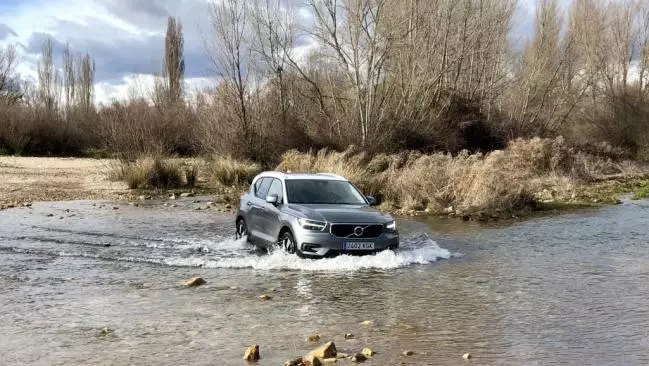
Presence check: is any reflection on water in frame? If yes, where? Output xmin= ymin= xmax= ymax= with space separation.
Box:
xmin=1 ymin=200 xmax=649 ymax=365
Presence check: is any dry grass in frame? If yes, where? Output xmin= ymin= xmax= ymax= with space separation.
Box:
xmin=206 ymin=155 xmax=261 ymax=186
xmin=184 ymin=163 xmax=199 ymax=187
xmin=146 ymin=159 xmax=183 ymax=189
xmin=276 ymin=138 xmax=644 ymax=217
xmin=108 ymin=156 xmax=185 ymax=189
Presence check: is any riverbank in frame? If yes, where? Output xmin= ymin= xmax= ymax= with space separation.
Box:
xmin=0 ymin=156 xmax=239 ymax=213
xmin=276 ymin=138 xmax=649 ymax=221
xmin=1 ymin=144 xmax=648 ymax=221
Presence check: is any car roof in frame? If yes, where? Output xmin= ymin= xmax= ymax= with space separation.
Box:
xmin=254 ymin=171 xmax=348 ymax=181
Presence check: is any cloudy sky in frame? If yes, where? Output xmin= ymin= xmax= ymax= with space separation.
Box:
xmin=0 ymin=0 xmax=538 ymax=105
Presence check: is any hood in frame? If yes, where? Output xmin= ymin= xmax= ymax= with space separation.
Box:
xmin=286 ymin=204 xmax=393 ymax=224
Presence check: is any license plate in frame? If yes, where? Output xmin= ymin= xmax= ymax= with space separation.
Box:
xmin=344 ymin=242 xmax=375 ymax=250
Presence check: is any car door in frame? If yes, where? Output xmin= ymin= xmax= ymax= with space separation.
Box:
xmin=247 ymin=177 xmax=272 ymax=242
xmin=257 ymin=178 xmax=285 ymax=245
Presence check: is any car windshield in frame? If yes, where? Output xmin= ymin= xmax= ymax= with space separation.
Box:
xmin=285 ymin=179 xmax=367 ymax=205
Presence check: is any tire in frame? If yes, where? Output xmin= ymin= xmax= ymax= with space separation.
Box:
xmin=235 ymin=218 xmax=249 ymax=242
xmin=279 ymin=231 xmax=298 ymax=255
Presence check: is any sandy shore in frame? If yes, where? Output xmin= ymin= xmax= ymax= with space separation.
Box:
xmin=0 ymin=157 xmax=129 ymax=207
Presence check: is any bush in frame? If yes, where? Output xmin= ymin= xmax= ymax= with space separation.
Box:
xmin=108 ymin=156 xmax=184 ymax=189
xmin=146 ymin=159 xmax=183 ymax=189
xmin=275 ymin=138 xmax=642 ymax=216
xmin=207 ymin=155 xmax=261 ymax=186
xmin=184 ymin=163 xmax=199 ymax=187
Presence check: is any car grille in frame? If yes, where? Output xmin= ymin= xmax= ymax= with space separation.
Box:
xmin=330 ymin=224 xmax=383 ymax=238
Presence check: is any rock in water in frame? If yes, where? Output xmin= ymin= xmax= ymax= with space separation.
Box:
xmin=183 ymin=277 xmax=206 ymax=287
xmin=302 ymin=354 xmax=323 ymax=366
xmin=463 ymin=353 xmax=472 ymax=360
xmin=100 ymin=327 xmax=114 ymax=335
xmin=243 ymin=344 xmax=260 ymax=361
xmin=403 ymin=350 xmax=414 ymax=356
xmin=360 ymin=320 xmax=373 ymax=326
xmin=309 ymin=341 xmax=337 ymax=359
xmin=306 ymin=334 xmax=321 ymax=343
xmin=344 ymin=333 xmax=354 ymax=339
xmin=284 ymin=357 xmax=302 ymax=366
xmin=361 ymin=348 xmax=375 ymax=357
xmin=258 ymin=294 xmax=272 ymax=301
xmin=350 ymin=353 xmax=367 ymax=363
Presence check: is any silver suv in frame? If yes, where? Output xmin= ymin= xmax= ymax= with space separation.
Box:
xmin=235 ymin=171 xmax=399 ymax=258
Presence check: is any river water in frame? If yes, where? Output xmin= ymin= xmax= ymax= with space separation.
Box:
xmin=0 ymin=198 xmax=648 ymax=365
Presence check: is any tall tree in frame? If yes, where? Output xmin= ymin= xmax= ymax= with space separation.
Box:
xmin=38 ymin=39 xmax=59 ymax=114
xmin=208 ymin=0 xmax=253 ymax=156
xmin=62 ymin=42 xmax=76 ymax=117
xmin=164 ymin=16 xmax=185 ymax=105
xmin=76 ymin=53 xmax=95 ymax=113
xmin=252 ymin=0 xmax=295 ymax=128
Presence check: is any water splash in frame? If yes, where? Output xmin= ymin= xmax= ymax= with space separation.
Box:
xmin=164 ymin=233 xmax=453 ymax=272
xmin=2 ymin=231 xmax=455 ymax=272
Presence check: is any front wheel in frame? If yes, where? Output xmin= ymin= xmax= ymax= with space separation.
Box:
xmin=279 ymin=231 xmax=297 ymax=255
xmin=235 ymin=218 xmax=249 ymax=242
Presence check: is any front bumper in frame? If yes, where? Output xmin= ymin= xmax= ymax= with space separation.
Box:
xmin=294 ymin=229 xmax=399 ymax=258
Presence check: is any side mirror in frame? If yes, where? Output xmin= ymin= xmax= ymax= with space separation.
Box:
xmin=266 ymin=194 xmax=279 ymax=205
xmin=365 ymin=196 xmax=377 ymax=206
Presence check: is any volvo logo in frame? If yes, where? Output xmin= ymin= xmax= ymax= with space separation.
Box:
xmin=353 ymin=226 xmax=365 ymax=236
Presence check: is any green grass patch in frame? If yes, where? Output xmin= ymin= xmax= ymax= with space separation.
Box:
xmin=633 ymin=185 xmax=649 ymax=200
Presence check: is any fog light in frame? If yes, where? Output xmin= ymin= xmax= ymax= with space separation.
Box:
xmin=301 ymin=243 xmax=321 ymax=253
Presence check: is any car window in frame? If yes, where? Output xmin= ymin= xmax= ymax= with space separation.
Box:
xmin=255 ymin=178 xmax=272 ymax=199
xmin=267 ymin=178 xmax=284 ymax=203
xmin=285 ymin=179 xmax=367 ymax=205
xmin=253 ymin=178 xmax=263 ymax=194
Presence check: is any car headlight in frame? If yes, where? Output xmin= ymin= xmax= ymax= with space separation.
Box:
xmin=385 ymin=220 xmax=396 ymax=232
xmin=298 ymin=218 xmax=327 ymax=231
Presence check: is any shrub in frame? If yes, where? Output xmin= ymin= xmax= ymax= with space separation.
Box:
xmin=125 ymin=164 xmax=149 ymax=189
xmin=208 ymin=155 xmax=261 ymax=186
xmin=275 ymin=138 xmax=643 ymax=217
xmin=633 ymin=185 xmax=649 ymax=200
xmin=146 ymin=158 xmax=183 ymax=189
xmin=184 ymin=163 xmax=200 ymax=187
xmin=107 ymin=156 xmax=184 ymax=189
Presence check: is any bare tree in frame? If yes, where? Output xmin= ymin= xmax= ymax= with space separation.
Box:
xmin=306 ymin=0 xmax=396 ymax=146
xmin=208 ymin=0 xmax=254 ymax=155
xmin=38 ymin=39 xmax=59 ymax=114
xmin=76 ymin=53 xmax=95 ymax=114
xmin=251 ymin=0 xmax=295 ymax=128
xmin=0 ymin=44 xmax=22 ymax=104
xmin=62 ymin=42 xmax=76 ymax=117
